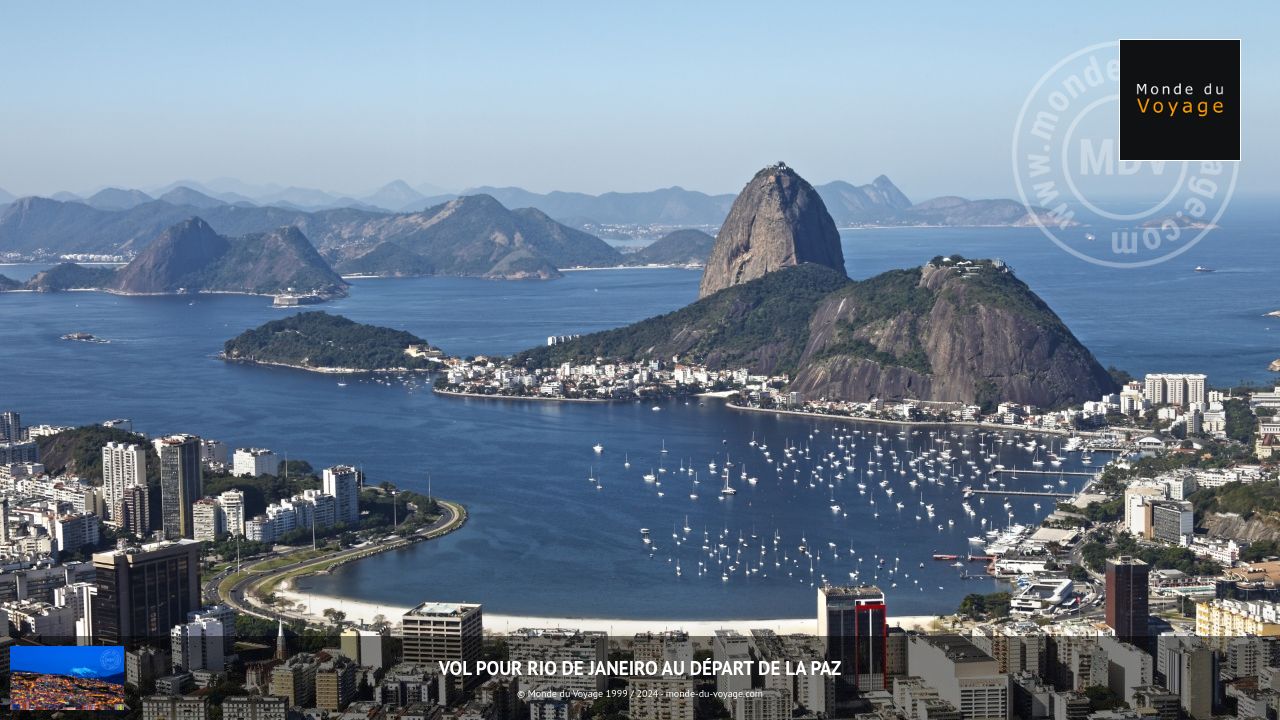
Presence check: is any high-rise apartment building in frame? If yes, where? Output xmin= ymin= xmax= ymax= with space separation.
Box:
xmin=0 ymin=410 xmax=22 ymax=442
xmin=1143 ymin=373 xmax=1208 ymax=408
xmin=102 ymin=441 xmax=146 ymax=525
xmin=233 ymin=448 xmax=278 ymax=478
xmin=401 ymin=601 xmax=483 ymax=665
xmin=1106 ymin=557 xmax=1150 ymax=643
xmin=907 ymin=634 xmax=1009 ymax=720
xmin=171 ymin=617 xmax=226 ymax=672
xmin=818 ymin=585 xmax=887 ymax=694
xmin=192 ymin=498 xmax=224 ymax=542
xmin=322 ymin=465 xmax=360 ymax=525
xmin=218 ymin=489 xmax=246 ymax=537
xmin=120 ymin=485 xmax=152 ymax=537
xmin=91 ymin=540 xmax=202 ymax=644
xmin=221 ymin=696 xmax=287 ymax=720
xmin=156 ymin=435 xmax=202 ymax=539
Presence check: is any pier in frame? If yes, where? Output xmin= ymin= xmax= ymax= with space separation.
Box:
xmin=966 ymin=488 xmax=1075 ymax=499
xmin=993 ymin=468 xmax=1098 ymax=477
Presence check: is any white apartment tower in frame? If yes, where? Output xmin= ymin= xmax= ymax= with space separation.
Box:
xmin=233 ymin=448 xmax=278 ymax=477
xmin=323 ymin=465 xmax=360 ymax=525
xmin=218 ymin=489 xmax=246 ymax=537
xmin=172 ymin=617 xmax=226 ymax=672
xmin=102 ymin=441 xmax=146 ymax=525
xmin=1143 ymin=373 xmax=1208 ymax=408
xmin=192 ymin=498 xmax=224 ymax=542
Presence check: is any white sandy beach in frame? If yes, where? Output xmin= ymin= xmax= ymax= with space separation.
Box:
xmin=276 ymin=587 xmax=942 ymax=635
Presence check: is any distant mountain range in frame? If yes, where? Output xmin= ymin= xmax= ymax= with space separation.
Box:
xmin=0 ymin=174 xmax=1056 ymax=232
xmin=0 ymin=190 xmax=626 ymax=282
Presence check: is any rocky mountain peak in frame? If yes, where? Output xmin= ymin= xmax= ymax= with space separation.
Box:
xmin=698 ymin=163 xmax=845 ymax=298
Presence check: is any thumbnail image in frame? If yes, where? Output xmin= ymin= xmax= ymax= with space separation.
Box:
xmin=10 ymin=646 xmax=126 ymax=711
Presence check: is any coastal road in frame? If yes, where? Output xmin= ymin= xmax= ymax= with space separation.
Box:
xmin=214 ymin=499 xmax=467 ymax=623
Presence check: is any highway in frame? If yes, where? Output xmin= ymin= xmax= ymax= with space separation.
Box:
xmin=208 ymin=499 xmax=466 ymax=623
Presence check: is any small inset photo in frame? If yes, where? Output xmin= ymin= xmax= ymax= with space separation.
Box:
xmin=10 ymin=646 xmax=127 ymax=712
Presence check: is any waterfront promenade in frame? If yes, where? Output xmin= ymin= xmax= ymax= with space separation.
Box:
xmin=214 ymin=499 xmax=467 ymax=622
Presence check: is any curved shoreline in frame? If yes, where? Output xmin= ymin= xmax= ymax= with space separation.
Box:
xmin=219 ymin=353 xmax=436 ymax=375
xmin=725 ymin=401 xmax=1094 ymax=437
xmin=271 ymin=590 xmax=945 ymax=635
xmin=432 ymin=387 xmax=615 ymax=403
xmin=222 ymin=499 xmax=468 ymax=622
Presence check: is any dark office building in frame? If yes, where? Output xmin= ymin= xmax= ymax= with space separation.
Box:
xmin=91 ymin=540 xmax=202 ymax=644
xmin=1106 ymin=556 xmax=1150 ymax=642
xmin=119 ymin=484 xmax=152 ymax=537
xmin=818 ymin=584 xmax=887 ymax=696
xmin=157 ymin=434 xmax=202 ymax=539
xmin=0 ymin=410 xmax=21 ymax=442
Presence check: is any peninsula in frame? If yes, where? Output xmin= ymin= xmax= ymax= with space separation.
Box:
xmin=512 ymin=163 xmax=1117 ymax=410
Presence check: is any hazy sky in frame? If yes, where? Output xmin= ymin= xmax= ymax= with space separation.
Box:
xmin=1 ymin=2 xmax=1275 ymax=199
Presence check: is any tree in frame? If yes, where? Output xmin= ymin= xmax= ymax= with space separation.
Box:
xmin=322 ymin=607 xmax=347 ymax=627
xmin=1084 ymin=685 xmax=1126 ymax=711
xmin=956 ymin=592 xmax=1010 ymax=620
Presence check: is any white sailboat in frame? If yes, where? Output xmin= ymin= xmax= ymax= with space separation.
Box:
xmin=720 ymin=469 xmax=737 ymax=496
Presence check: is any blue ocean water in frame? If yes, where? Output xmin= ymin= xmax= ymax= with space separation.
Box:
xmin=0 ymin=203 xmax=1275 ymax=619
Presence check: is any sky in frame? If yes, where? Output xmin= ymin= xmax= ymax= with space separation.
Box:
xmin=1 ymin=1 xmax=1276 ymax=200
xmin=11 ymin=645 xmax=124 ymax=678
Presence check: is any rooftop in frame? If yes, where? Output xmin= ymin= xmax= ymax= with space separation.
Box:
xmin=821 ymin=584 xmax=885 ymax=600
xmin=405 ymin=601 xmax=481 ymax=618
xmin=915 ymin=634 xmax=995 ymax=664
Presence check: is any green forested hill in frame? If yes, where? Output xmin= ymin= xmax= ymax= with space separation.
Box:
xmin=223 ymin=311 xmax=438 ymax=371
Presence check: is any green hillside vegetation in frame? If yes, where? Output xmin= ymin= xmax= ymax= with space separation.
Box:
xmin=35 ymin=425 xmax=160 ymax=482
xmin=1080 ymin=531 xmax=1220 ymax=576
xmin=1191 ymin=481 xmax=1280 ymax=521
xmin=512 ymin=263 xmax=852 ymax=373
xmin=204 ymin=467 xmax=321 ymax=518
xmin=223 ymin=311 xmax=438 ymax=371
xmin=812 ymin=267 xmax=936 ymax=374
xmin=335 ymin=241 xmax=436 ymax=276
xmin=0 ymin=274 xmax=21 ymax=291
xmin=626 ymin=229 xmax=716 ymax=265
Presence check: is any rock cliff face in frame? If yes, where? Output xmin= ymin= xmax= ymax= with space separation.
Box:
xmin=788 ymin=259 xmax=1117 ymax=408
xmin=1201 ymin=512 xmax=1280 ymax=544
xmin=698 ymin=163 xmax=845 ymax=298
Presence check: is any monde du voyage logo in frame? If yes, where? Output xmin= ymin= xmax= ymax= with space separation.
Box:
xmin=1013 ymin=40 xmax=1241 ymax=268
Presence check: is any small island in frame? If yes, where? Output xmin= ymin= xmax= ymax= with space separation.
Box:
xmin=222 ymin=311 xmax=442 ymax=373
xmin=60 ymin=332 xmax=109 ymax=344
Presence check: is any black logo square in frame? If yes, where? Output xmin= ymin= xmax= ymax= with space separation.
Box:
xmin=1120 ymin=39 xmax=1240 ymax=161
